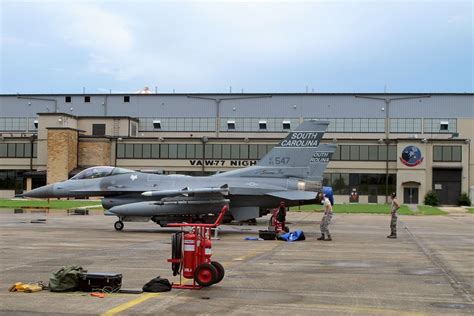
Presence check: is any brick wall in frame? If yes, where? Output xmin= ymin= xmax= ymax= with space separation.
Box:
xmin=47 ymin=129 xmax=78 ymax=184
xmin=78 ymin=139 xmax=112 ymax=167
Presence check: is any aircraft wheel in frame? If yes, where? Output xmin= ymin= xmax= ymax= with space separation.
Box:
xmin=114 ymin=220 xmax=124 ymax=231
xmin=211 ymin=261 xmax=225 ymax=284
xmin=194 ymin=263 xmax=218 ymax=287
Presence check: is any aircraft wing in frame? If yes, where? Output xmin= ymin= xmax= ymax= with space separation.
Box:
xmin=142 ymin=185 xmax=229 ymax=197
xmin=265 ymin=190 xmax=318 ymax=200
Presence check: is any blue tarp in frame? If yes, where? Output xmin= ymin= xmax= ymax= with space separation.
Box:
xmin=279 ymin=230 xmax=305 ymax=242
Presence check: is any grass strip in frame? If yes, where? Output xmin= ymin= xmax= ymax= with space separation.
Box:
xmin=0 ymin=198 xmax=102 ymax=209
xmin=416 ymin=205 xmax=447 ymax=215
xmin=290 ymin=203 xmax=414 ymax=215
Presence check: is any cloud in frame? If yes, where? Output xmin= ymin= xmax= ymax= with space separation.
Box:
xmin=2 ymin=0 xmax=470 ymax=93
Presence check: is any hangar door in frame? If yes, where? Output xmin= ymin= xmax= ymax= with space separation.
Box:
xmin=432 ymin=168 xmax=462 ymax=205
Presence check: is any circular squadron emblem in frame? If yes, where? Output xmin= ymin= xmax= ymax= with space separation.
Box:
xmin=400 ymin=146 xmax=424 ymax=167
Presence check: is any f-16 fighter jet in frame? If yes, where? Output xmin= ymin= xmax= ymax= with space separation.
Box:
xmin=24 ymin=120 xmax=336 ymax=230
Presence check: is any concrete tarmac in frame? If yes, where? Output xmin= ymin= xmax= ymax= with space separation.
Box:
xmin=0 ymin=209 xmax=473 ymax=315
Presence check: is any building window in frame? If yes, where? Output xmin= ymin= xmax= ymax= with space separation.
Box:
xmin=124 ymin=96 xmax=130 ymax=103
xmin=115 ymin=142 xmax=275 ymax=160
xmin=92 ymin=124 xmax=106 ymax=136
xmin=65 ymin=96 xmax=71 ymax=103
xmin=390 ymin=118 xmax=422 ymax=133
xmin=259 ymin=120 xmax=267 ymax=130
xmin=331 ymin=144 xmax=397 ymax=161
xmin=130 ymin=123 xmax=137 ymax=136
xmin=433 ymin=146 xmax=462 ymax=162
xmin=439 ymin=121 xmax=449 ymax=131
xmin=84 ymin=96 xmax=91 ymax=103
xmin=312 ymin=118 xmax=385 ymax=133
xmin=323 ymin=173 xmax=396 ymax=195
xmin=0 ymin=117 xmax=28 ymax=131
xmin=282 ymin=121 xmax=291 ymax=130
xmin=153 ymin=120 xmax=161 ymax=129
xmin=227 ymin=120 xmax=236 ymax=130
xmin=0 ymin=143 xmax=32 ymax=158
xmin=424 ymin=118 xmax=457 ymax=133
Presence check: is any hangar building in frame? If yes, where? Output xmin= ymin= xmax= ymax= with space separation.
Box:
xmin=0 ymin=93 xmax=472 ymax=205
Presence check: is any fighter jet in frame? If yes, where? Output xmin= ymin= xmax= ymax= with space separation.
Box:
xmin=24 ymin=120 xmax=336 ymax=230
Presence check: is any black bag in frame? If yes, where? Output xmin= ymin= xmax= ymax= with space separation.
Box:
xmin=142 ymin=276 xmax=172 ymax=292
xmin=78 ymin=273 xmax=122 ymax=292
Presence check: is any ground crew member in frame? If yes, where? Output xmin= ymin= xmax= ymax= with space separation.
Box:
xmin=318 ymin=193 xmax=333 ymax=241
xmin=387 ymin=192 xmax=400 ymax=239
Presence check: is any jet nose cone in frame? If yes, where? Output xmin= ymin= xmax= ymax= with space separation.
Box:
xmin=23 ymin=184 xmax=55 ymax=198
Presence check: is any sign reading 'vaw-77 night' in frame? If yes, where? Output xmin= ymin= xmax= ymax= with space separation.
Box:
xmin=189 ymin=160 xmax=258 ymax=167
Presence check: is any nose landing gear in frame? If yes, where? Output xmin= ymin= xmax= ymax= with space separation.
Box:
xmin=114 ymin=220 xmax=124 ymax=231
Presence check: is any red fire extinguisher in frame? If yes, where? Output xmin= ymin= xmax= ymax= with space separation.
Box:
xmin=183 ymin=232 xmax=196 ymax=279
xmin=204 ymin=239 xmax=212 ymax=262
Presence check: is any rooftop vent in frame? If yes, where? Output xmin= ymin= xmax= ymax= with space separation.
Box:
xmin=440 ymin=121 xmax=449 ymax=131
xmin=153 ymin=120 xmax=161 ymax=129
xmin=227 ymin=120 xmax=236 ymax=130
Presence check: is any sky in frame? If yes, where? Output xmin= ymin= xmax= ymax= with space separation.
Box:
xmin=0 ymin=0 xmax=472 ymax=94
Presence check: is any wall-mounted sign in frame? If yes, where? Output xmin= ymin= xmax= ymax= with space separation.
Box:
xmin=400 ymin=146 xmax=424 ymax=167
xmin=189 ymin=160 xmax=257 ymax=167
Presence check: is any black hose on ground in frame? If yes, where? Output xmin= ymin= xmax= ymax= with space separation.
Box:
xmin=171 ymin=232 xmax=183 ymax=276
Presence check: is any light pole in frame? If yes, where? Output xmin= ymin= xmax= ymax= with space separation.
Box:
xmin=355 ymin=94 xmax=431 ymax=203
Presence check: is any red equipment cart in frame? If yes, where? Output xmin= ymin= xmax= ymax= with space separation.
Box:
xmin=167 ymin=205 xmax=228 ymax=289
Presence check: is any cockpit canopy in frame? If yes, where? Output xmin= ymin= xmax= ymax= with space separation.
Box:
xmin=71 ymin=166 xmax=134 ymax=180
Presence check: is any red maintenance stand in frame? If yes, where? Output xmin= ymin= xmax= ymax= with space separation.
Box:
xmin=167 ymin=205 xmax=228 ymax=289
xmin=269 ymin=202 xmax=289 ymax=233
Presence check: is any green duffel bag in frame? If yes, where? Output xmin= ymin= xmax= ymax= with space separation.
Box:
xmin=49 ymin=265 xmax=87 ymax=292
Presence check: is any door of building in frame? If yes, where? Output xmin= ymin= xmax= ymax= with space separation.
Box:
xmin=403 ymin=187 xmax=419 ymax=204
xmin=432 ymin=168 xmax=462 ymax=205
xmin=368 ymin=187 xmax=377 ymax=203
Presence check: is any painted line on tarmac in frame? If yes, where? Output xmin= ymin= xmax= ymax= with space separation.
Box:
xmin=100 ymin=242 xmax=279 ymax=315
xmin=101 ymin=293 xmax=160 ymax=316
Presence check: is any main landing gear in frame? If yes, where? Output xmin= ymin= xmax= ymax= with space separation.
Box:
xmin=114 ymin=220 xmax=124 ymax=231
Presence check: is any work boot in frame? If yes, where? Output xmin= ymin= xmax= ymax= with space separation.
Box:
xmin=317 ymin=233 xmax=325 ymax=240
xmin=387 ymin=234 xmax=397 ymax=239
xmin=324 ymin=234 xmax=332 ymax=241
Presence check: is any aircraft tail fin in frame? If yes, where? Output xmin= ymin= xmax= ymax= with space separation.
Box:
xmin=256 ymin=120 xmax=335 ymax=179
xmin=257 ymin=120 xmax=328 ymax=168
xmin=213 ymin=120 xmax=335 ymax=180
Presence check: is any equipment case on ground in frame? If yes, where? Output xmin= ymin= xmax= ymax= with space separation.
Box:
xmin=259 ymin=230 xmax=277 ymax=240
xmin=78 ymin=273 xmax=122 ymax=292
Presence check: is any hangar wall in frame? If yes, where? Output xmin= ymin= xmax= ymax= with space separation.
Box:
xmin=0 ymin=93 xmax=472 ymax=205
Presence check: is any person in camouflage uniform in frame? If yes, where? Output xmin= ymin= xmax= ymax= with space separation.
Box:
xmin=387 ymin=192 xmax=400 ymax=239
xmin=318 ymin=193 xmax=333 ymax=241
